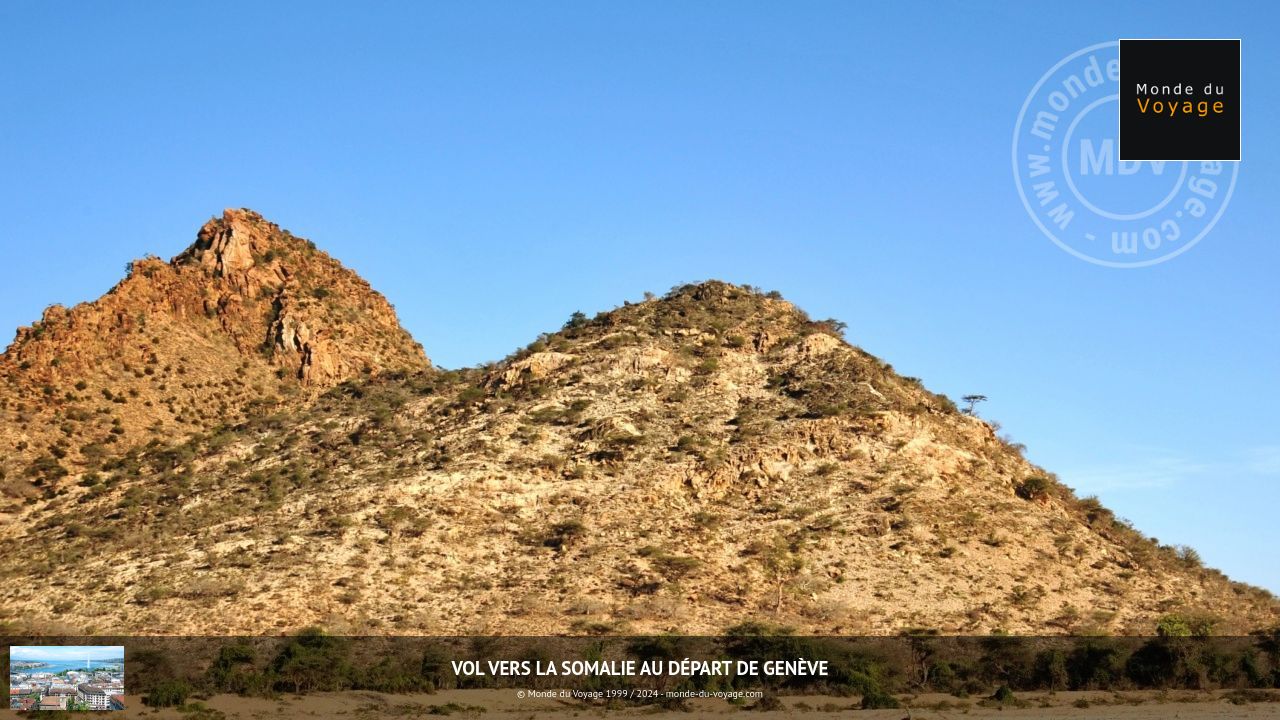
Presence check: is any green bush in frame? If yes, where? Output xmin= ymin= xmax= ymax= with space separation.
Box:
xmin=456 ymin=387 xmax=485 ymax=405
xmin=1156 ymin=613 xmax=1217 ymax=638
xmin=270 ymin=628 xmax=354 ymax=693
xmin=1016 ymin=476 xmax=1052 ymax=501
xmin=860 ymin=689 xmax=901 ymax=709
xmin=420 ymin=643 xmax=456 ymax=690
xmin=563 ymin=311 xmax=588 ymax=330
xmin=542 ymin=520 xmax=586 ymax=550
xmin=1125 ymin=639 xmax=1182 ymax=687
xmin=144 ymin=679 xmax=192 ymax=707
xmin=989 ymin=684 xmax=1015 ymax=702
xmin=1033 ymin=649 xmax=1069 ymax=690
xmin=1066 ymin=640 xmax=1128 ymax=690
xmin=209 ymin=642 xmax=263 ymax=695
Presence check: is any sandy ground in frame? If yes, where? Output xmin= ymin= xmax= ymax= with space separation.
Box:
xmin=4 ymin=689 xmax=1277 ymax=718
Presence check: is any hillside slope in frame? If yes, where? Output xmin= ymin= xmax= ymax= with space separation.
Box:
xmin=0 ymin=272 xmax=1273 ymax=636
xmin=0 ymin=209 xmax=429 ymax=506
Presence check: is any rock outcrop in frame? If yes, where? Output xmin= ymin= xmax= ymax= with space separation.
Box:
xmin=0 ymin=209 xmax=430 ymax=489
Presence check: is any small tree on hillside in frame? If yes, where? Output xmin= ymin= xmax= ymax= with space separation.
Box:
xmin=961 ymin=394 xmax=988 ymax=416
xmin=564 ymin=311 xmax=588 ymax=330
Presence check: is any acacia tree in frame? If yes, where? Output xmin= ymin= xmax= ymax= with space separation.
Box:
xmin=962 ymin=394 xmax=988 ymax=416
xmin=754 ymin=534 xmax=804 ymax=615
xmin=564 ymin=311 xmax=588 ymax=330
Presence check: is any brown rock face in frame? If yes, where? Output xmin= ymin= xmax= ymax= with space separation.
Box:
xmin=187 ymin=213 xmax=292 ymax=337
xmin=0 ymin=209 xmax=430 ymax=496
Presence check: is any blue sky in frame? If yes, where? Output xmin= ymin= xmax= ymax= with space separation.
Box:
xmin=1 ymin=2 xmax=1276 ymax=593
xmin=10 ymin=646 xmax=124 ymax=662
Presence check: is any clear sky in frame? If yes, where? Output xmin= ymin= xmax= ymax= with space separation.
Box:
xmin=10 ymin=646 xmax=124 ymax=662
xmin=1 ymin=2 xmax=1276 ymax=593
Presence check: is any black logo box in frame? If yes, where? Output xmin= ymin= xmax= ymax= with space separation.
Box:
xmin=1119 ymin=39 xmax=1240 ymax=161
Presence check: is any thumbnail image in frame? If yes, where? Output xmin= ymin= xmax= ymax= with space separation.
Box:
xmin=8 ymin=646 xmax=125 ymax=712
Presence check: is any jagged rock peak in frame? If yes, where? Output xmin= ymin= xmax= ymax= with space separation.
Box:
xmin=179 ymin=208 xmax=284 ymax=272
xmin=0 ymin=208 xmax=431 ymax=472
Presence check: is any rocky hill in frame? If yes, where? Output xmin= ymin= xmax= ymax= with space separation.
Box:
xmin=0 ymin=213 xmax=1275 ymax=637
xmin=0 ymin=209 xmax=429 ymax=506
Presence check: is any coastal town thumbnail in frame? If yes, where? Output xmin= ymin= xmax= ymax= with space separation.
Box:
xmin=8 ymin=646 xmax=125 ymax=712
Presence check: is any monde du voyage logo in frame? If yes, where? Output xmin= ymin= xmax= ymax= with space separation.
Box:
xmin=1013 ymin=40 xmax=1241 ymax=268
